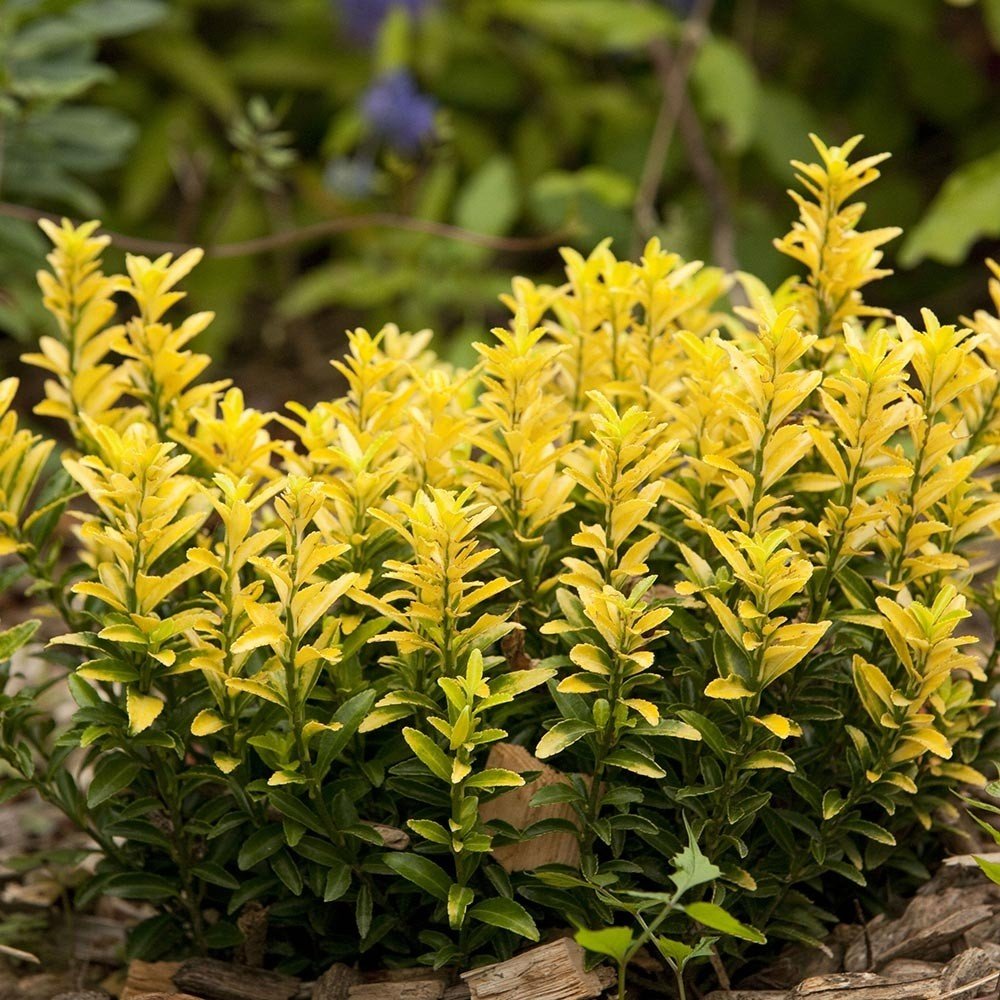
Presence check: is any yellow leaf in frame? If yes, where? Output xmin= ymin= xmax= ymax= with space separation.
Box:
xmin=302 ymin=720 xmax=343 ymax=741
xmin=213 ymin=753 xmax=240 ymax=774
xmin=569 ymin=643 xmax=611 ymax=675
xmin=705 ymin=677 xmax=754 ymax=700
xmin=624 ymin=699 xmax=660 ymax=725
xmin=557 ymin=673 xmax=605 ymax=694
xmin=126 ymin=689 xmax=163 ymax=734
xmin=191 ymin=709 xmax=225 ymax=736
xmin=750 ymin=714 xmax=801 ymax=739
xmin=231 ymin=623 xmax=284 ymax=655
xmin=903 ymin=726 xmax=952 ymax=759
xmin=225 ymin=677 xmax=283 ymax=706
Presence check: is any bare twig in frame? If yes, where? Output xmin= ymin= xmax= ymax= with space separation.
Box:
xmin=0 ymin=942 xmax=40 ymax=964
xmin=631 ymin=0 xmax=715 ymax=256
xmin=676 ymin=83 xmax=738 ymax=276
xmin=854 ymin=898 xmax=874 ymax=971
xmin=708 ymin=945 xmax=731 ymax=991
xmin=0 ymin=201 xmax=567 ymax=258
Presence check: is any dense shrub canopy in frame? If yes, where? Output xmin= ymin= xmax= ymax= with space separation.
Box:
xmin=1 ymin=136 xmax=999 ymax=982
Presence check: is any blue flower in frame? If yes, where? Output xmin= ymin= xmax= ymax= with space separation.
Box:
xmin=338 ymin=0 xmax=434 ymax=46
xmin=361 ymin=71 xmax=436 ymax=155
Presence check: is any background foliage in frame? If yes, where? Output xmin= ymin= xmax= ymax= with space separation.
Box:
xmin=3 ymin=0 xmax=1000 ymax=394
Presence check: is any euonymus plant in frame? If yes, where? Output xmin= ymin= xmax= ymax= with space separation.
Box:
xmin=1 ymin=136 xmax=998 ymax=982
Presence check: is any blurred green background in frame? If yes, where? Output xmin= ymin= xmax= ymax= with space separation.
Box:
xmin=2 ymin=0 xmax=1000 ymax=404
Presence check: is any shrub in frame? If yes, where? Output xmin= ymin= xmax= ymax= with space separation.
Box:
xmin=1 ymin=135 xmax=998 ymax=982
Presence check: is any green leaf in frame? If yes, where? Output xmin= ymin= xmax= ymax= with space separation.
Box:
xmin=203 ymin=921 xmax=244 ymax=949
xmin=676 ymin=711 xmax=734 ymax=756
xmin=975 ymin=855 xmax=1000 ymax=886
xmin=455 ymin=156 xmax=520 ymax=237
xmin=575 ymin=926 xmax=633 ymax=963
xmin=711 ymin=630 xmax=753 ymax=683
xmin=383 ymin=852 xmax=451 ymax=902
xmin=448 ymin=883 xmax=474 ymax=929
xmin=464 ymin=768 xmax=525 ymax=790
xmin=324 ymin=863 xmax=351 ymax=902
xmin=838 ymin=567 xmax=876 ymax=609
xmin=192 ymin=861 xmax=239 ymax=890
xmin=65 ymin=0 xmax=166 ymax=40
xmin=402 ymin=727 xmax=452 ymax=783
xmin=986 ymin=0 xmax=1000 ymax=50
xmin=535 ymin=719 xmax=594 ymax=759
xmin=355 ymin=881 xmax=373 ymax=939
xmin=670 ymin=821 xmax=721 ymax=896
xmin=407 ymin=819 xmax=451 ymax=845
xmin=268 ymin=789 xmax=327 ymax=837
xmin=237 ymin=824 xmax=285 ymax=870
xmin=843 ymin=819 xmax=895 ymax=846
xmin=820 ymin=790 xmax=845 ymax=822
xmin=468 ymin=897 xmax=539 ymax=941
xmin=692 ymin=37 xmax=760 ymax=152
xmin=125 ymin=914 xmax=182 ymax=961
xmin=291 ymin=836 xmax=345 ymax=868
xmin=270 ymin=851 xmax=302 ymax=895
xmin=604 ymin=746 xmax=665 ymax=778
xmin=825 ymin=859 xmax=867 ymax=886
xmin=532 ymin=167 xmax=634 ymax=213
xmin=741 ymin=750 xmax=795 ymax=773
xmin=530 ymin=783 xmax=582 ymax=806
xmin=279 ymin=262 xmax=415 ymax=319
xmin=685 ymin=902 xmax=766 ymax=944
xmin=900 ymin=148 xmax=1000 ymax=266
xmin=752 ymin=85 xmax=820 ymax=181
xmin=87 ymin=756 xmax=140 ymax=808
xmin=374 ymin=4 xmax=411 ymax=73
xmin=654 ymin=936 xmax=695 ymax=964
xmin=497 ymin=0 xmax=675 ymax=52
xmin=0 ymin=620 xmax=40 ymax=661
xmin=103 ymin=871 xmax=178 ymax=901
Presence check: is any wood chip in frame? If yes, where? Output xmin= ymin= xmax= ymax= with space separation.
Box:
xmin=461 ymin=938 xmax=612 ymax=1000
xmin=703 ymin=992 xmax=789 ymax=1000
xmin=173 ymin=958 xmax=300 ymax=1000
xmin=942 ymin=852 xmax=1000 ymax=868
xmin=348 ymin=982 xmax=444 ymax=1000
xmin=1 ymin=877 xmax=62 ymax=908
xmin=939 ymin=947 xmax=1000 ymax=1000
xmin=790 ymin=972 xmax=939 ymax=998
xmin=843 ymin=888 xmax=998 ymax=971
xmin=121 ymin=961 xmax=181 ymax=1000
xmin=711 ymin=929 xmax=1000 ymax=1000
xmin=880 ymin=959 xmax=943 ymax=981
xmin=124 ymin=994 xmax=204 ymax=1000
xmin=313 ymin=963 xmax=363 ymax=1000
xmin=370 ymin=824 xmax=410 ymax=851
xmin=235 ymin=902 xmax=268 ymax=969
xmin=477 ymin=745 xmax=581 ymax=872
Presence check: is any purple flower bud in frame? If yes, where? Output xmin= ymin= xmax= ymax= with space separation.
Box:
xmin=361 ymin=71 xmax=437 ymax=155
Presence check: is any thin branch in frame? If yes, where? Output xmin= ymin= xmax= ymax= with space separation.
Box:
xmin=0 ymin=201 xmax=567 ymax=259
xmin=676 ymin=86 xmax=737 ymax=274
xmin=631 ymin=0 xmax=715 ymax=257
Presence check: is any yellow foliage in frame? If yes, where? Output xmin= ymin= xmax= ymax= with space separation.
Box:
xmin=14 ymin=134 xmax=1000 ymax=924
